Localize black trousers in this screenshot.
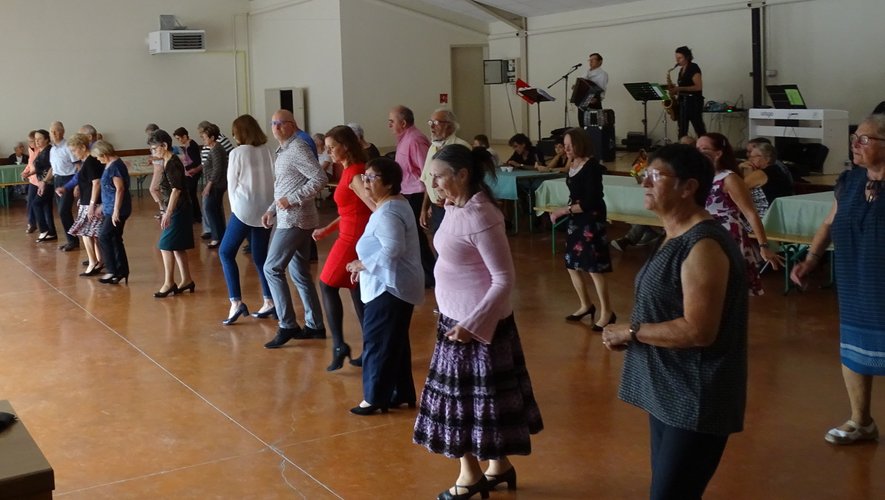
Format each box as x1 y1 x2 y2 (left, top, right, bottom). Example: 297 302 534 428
203 189 226 241
361 291 415 407
677 95 707 138
55 174 77 244
404 192 436 288
649 414 728 500
98 216 129 276
183 172 202 222
26 183 37 226
31 183 57 235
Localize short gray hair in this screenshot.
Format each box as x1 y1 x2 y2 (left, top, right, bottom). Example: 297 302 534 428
432 108 460 132
80 124 98 140
755 142 776 161
347 122 365 139
862 113 885 137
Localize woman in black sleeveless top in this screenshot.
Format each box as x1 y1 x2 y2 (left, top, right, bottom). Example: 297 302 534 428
602 145 748 499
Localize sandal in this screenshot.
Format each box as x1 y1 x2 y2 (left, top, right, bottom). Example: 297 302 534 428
825 419 878 445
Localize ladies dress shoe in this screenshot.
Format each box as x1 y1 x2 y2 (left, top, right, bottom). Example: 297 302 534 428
437 476 490 500
175 281 196 294
25 224 36 234
99 274 128 285
222 303 249 325
389 399 417 409
154 284 179 297
79 266 102 277
264 327 299 349
251 307 278 319
592 312 617 332
825 420 878 445
350 404 388 416
566 304 596 322
485 466 517 491
349 355 363 367
327 343 353 372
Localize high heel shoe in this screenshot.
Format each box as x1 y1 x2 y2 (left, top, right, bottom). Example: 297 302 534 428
350 403 388 416
175 281 196 294
592 312 617 332
437 476 490 500
566 304 596 322
349 355 363 367
79 266 102 277
485 466 517 491
222 303 249 325
99 274 128 285
251 307 278 319
154 284 178 297
326 343 353 372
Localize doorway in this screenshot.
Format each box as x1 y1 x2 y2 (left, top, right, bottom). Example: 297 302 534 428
451 46 487 143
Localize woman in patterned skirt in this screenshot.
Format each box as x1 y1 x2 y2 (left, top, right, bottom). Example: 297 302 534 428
697 133 781 295
549 128 614 331
414 144 542 500
792 114 885 445
59 133 105 276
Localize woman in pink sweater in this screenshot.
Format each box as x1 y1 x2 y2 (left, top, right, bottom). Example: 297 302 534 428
413 144 543 500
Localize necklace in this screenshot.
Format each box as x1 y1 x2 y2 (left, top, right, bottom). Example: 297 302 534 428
866 179 882 203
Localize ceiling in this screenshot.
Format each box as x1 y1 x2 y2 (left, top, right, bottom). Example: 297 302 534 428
413 0 634 23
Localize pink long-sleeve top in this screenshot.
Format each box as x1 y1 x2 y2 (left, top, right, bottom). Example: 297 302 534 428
433 191 515 344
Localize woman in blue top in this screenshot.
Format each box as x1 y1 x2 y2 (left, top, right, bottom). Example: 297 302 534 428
346 157 424 415
792 114 885 445
92 140 131 285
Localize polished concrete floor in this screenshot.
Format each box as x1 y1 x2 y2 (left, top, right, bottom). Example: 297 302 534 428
0 186 882 499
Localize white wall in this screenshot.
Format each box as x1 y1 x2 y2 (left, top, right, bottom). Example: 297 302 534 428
248 0 345 137
487 0 885 149
339 0 488 150
0 0 249 152
487 21 526 144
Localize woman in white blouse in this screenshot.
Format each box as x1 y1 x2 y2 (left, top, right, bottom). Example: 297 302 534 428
219 115 276 325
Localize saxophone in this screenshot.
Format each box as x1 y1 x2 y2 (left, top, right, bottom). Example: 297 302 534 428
663 65 679 122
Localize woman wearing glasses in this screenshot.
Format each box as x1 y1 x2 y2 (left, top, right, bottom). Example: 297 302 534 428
313 126 375 371
697 133 781 295
345 157 423 415
792 115 885 445
149 130 195 297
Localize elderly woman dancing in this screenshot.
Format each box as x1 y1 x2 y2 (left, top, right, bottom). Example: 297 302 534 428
414 144 543 500
792 114 885 445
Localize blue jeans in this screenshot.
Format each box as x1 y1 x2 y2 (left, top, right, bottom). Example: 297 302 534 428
361 291 415 407
219 214 271 300
263 226 323 330
648 414 728 500
203 189 226 241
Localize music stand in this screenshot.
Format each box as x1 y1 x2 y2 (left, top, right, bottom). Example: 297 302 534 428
518 87 556 141
623 82 667 143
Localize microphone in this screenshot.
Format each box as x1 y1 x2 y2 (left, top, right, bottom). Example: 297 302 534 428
572 63 583 69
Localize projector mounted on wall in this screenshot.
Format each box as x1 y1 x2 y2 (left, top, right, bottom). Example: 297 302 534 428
148 30 206 54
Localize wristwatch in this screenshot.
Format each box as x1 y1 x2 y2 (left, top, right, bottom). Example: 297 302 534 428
629 322 641 343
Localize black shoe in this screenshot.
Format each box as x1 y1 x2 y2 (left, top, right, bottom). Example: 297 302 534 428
389 398 417 409
264 327 300 349
79 266 102 277
99 274 128 285
566 304 596 322
326 343 353 371
592 312 617 332
350 403 388 416
293 326 326 339
201 232 212 240
349 355 363 367
222 303 249 325
25 224 36 234
59 242 79 252
437 477 490 499
154 284 178 297
175 281 196 294
485 467 517 491
251 307 277 319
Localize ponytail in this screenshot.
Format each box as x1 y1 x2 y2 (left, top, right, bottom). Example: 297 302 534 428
433 144 499 205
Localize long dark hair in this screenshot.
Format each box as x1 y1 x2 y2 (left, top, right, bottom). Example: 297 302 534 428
700 132 738 173
432 144 497 204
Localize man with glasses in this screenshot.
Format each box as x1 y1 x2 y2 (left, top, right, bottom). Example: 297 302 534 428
262 110 328 349
388 104 435 287
419 109 470 232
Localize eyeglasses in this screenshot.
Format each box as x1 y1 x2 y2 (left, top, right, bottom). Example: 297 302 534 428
427 120 450 127
360 173 379 182
849 134 885 146
149 145 164 152
271 120 294 127
642 168 676 183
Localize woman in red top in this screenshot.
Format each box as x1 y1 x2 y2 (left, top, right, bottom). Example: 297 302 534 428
313 125 375 371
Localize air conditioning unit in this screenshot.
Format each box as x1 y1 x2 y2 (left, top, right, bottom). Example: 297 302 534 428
148 30 206 54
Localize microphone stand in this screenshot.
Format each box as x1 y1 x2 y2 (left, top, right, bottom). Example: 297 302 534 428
549 64 582 129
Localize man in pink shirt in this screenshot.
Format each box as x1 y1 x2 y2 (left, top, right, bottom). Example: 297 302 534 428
388 105 435 287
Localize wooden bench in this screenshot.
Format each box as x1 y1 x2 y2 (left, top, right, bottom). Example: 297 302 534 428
0 400 54 499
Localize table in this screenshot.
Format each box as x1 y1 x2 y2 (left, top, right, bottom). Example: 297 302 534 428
485 169 565 233
0 400 55 499
762 191 835 293
122 155 153 196
0 165 28 207
534 174 660 254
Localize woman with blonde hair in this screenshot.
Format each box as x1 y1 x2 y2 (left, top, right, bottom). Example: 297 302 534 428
92 140 131 285
58 133 104 275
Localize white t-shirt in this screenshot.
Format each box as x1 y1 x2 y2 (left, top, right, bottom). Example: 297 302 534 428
227 144 275 227
585 67 609 99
